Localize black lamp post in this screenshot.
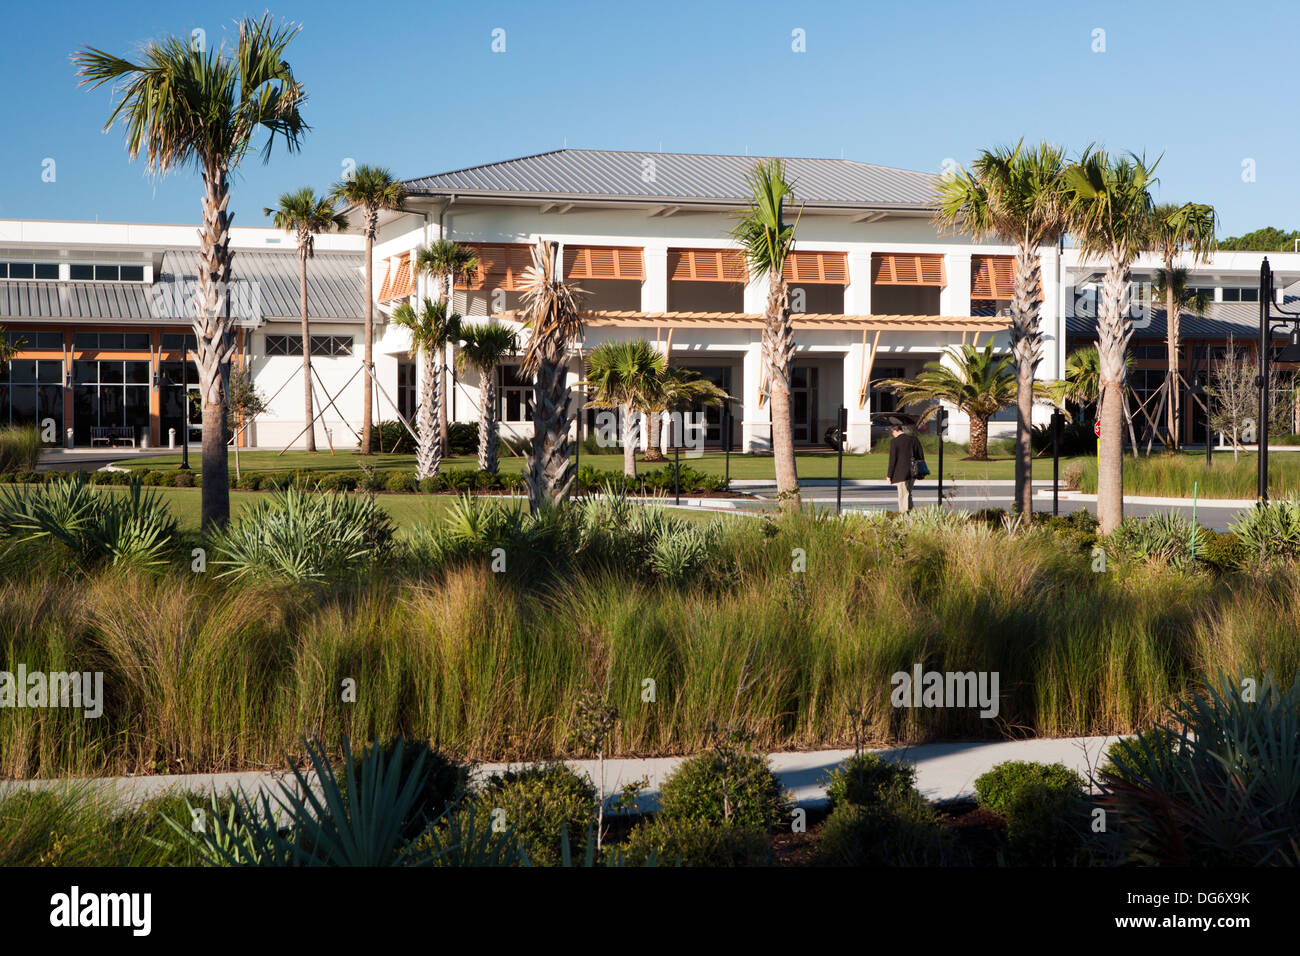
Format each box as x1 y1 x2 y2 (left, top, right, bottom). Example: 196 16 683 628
179 346 191 471
1050 408 1065 516
1256 258 1300 504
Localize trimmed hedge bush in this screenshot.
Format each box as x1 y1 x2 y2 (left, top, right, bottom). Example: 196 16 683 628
817 790 957 866
974 760 1088 866
621 817 770 867
474 762 596 867
657 751 791 832
824 753 917 810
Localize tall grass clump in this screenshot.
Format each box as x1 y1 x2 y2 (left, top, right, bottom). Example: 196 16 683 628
1072 451 1300 499
0 424 42 473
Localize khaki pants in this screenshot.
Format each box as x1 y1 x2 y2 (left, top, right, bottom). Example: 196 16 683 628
895 478 915 512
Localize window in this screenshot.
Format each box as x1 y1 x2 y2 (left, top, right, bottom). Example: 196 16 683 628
73 332 150 350
68 263 146 282
161 333 198 351
0 262 56 280
265 334 353 357
1 330 62 350
71 361 151 445
498 364 533 422
397 362 416 422
1221 287 1260 303
0 358 65 430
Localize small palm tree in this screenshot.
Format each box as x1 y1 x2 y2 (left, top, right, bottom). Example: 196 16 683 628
456 322 518 474
654 366 732 453
332 166 407 456
392 299 461 480
876 343 1043 460
1050 345 1136 412
1148 202 1217 448
584 340 667 478
935 141 1070 513
76 15 307 529
731 159 800 507
264 187 348 453
518 240 586 512
1065 148 1158 532
415 240 480 456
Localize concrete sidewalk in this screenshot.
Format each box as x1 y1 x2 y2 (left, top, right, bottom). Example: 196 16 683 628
0 735 1121 811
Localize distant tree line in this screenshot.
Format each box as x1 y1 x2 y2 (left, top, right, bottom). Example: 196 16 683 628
1216 226 1300 251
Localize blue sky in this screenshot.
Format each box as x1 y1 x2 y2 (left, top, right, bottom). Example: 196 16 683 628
0 0 1294 236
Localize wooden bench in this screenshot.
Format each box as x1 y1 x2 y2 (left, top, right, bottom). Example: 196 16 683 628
89 427 137 447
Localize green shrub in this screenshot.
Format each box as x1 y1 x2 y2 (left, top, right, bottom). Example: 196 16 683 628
1101 672 1300 866
235 473 262 491
974 761 1085 817
210 487 395 582
975 760 1087 865
1230 497 1300 562
1198 529 1249 572
448 422 478 456
817 790 957 866
475 762 596 867
385 471 416 493
657 751 791 832
824 753 918 809
418 476 441 494
621 817 770 867
314 473 345 492
366 420 415 454
1109 512 1203 567
172 470 195 488
257 472 291 491
0 475 178 569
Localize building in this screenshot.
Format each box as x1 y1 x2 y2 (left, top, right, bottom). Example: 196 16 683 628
2 148 1295 453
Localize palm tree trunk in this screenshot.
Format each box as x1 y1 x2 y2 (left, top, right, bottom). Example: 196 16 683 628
645 409 665 462
439 348 449 457
478 370 497 474
969 415 989 460
415 345 439 480
1009 242 1043 515
360 219 375 455
622 403 638 478
1096 251 1132 534
765 271 799 508
527 354 575 513
196 164 233 530
300 249 315 453
1164 260 1180 449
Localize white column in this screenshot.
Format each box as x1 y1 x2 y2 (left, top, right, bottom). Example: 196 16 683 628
842 337 871 453
847 250 872 315
940 251 971 317
742 337 770 451
642 244 668 312
743 273 766 314
1040 244 1063 383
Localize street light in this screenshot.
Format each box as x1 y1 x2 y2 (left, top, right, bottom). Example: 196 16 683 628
1255 258 1300 504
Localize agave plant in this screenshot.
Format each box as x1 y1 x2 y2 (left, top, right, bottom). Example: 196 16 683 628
1228 496 1300 562
1100 671 1300 866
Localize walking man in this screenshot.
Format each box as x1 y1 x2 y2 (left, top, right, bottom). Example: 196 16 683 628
887 424 924 512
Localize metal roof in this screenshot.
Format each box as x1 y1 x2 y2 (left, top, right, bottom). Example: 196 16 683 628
0 250 363 323
404 149 939 209
1066 293 1300 341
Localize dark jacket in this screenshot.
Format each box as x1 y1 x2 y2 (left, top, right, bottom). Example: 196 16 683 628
887 432 923 484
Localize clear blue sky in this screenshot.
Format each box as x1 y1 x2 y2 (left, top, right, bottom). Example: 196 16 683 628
0 0 1293 237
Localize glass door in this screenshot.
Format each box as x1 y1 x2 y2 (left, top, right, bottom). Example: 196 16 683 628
791 364 819 444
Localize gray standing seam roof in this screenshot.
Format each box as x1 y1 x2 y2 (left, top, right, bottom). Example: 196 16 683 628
0 249 363 323
404 149 940 208
1067 292 1300 342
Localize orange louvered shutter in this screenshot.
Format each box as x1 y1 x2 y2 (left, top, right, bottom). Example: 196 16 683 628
377 261 393 301
971 255 1015 299
782 251 849 285
871 253 946 287
668 249 748 282
387 254 414 300
458 243 535 292
563 245 646 280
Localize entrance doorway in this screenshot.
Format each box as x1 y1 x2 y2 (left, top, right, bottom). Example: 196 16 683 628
791 364 819 443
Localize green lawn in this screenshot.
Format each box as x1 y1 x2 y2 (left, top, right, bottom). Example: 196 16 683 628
114 448 1090 482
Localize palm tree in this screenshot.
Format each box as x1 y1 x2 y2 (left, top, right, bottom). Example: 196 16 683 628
76 15 307 529
654 366 732 453
935 142 1070 514
518 239 585 512
264 187 348 453
415 240 480 456
456 322 518 474
331 166 407 456
583 340 667 478
1065 149 1158 533
876 343 1044 460
1147 203 1217 448
391 299 460 480
731 159 800 508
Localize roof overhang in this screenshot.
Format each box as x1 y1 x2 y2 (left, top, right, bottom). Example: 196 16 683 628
576 310 1007 331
